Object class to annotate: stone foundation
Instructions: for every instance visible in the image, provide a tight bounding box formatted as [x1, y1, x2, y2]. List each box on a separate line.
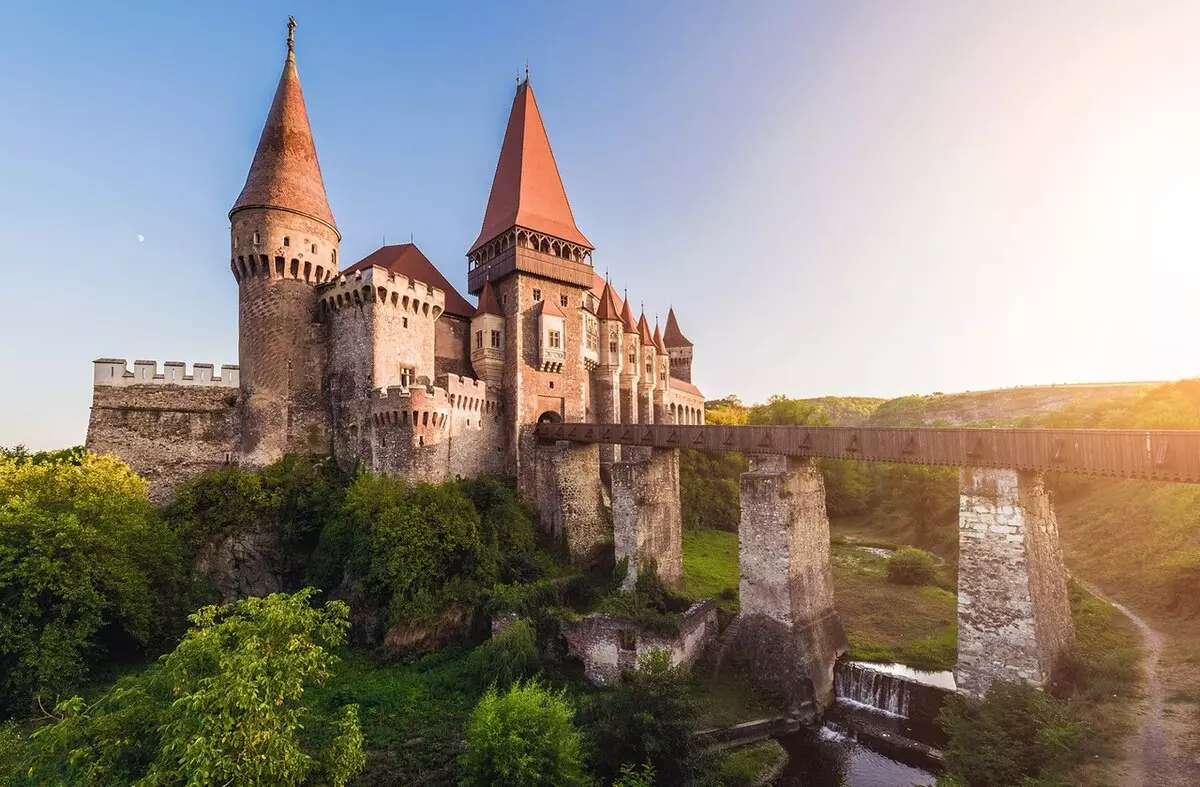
[534, 440, 609, 563]
[956, 468, 1075, 696]
[612, 447, 683, 588]
[734, 455, 847, 715]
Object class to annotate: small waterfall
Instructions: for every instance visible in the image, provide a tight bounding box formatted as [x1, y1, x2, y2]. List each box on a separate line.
[835, 662, 911, 718]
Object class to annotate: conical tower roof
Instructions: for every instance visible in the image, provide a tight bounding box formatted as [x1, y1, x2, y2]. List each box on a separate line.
[469, 78, 591, 255]
[652, 320, 667, 353]
[596, 280, 621, 321]
[475, 279, 502, 317]
[230, 18, 337, 235]
[620, 292, 638, 334]
[663, 307, 693, 347]
[637, 311, 654, 346]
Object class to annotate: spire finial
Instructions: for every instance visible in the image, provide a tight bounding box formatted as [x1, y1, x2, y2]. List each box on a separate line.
[525, 60, 530, 81]
[287, 16, 296, 56]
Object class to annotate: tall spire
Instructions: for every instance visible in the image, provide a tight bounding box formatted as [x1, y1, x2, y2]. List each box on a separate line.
[652, 319, 667, 353]
[637, 311, 654, 345]
[596, 280, 621, 321]
[663, 307, 693, 347]
[469, 79, 591, 255]
[620, 291, 638, 334]
[230, 17, 337, 235]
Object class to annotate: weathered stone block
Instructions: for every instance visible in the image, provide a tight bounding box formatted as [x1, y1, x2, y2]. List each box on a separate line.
[612, 448, 684, 588]
[534, 440, 609, 563]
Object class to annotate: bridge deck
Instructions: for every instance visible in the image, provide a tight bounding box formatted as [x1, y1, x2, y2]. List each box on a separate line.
[534, 422, 1200, 483]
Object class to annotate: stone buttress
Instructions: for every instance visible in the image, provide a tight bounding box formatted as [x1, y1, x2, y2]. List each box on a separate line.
[611, 447, 684, 588]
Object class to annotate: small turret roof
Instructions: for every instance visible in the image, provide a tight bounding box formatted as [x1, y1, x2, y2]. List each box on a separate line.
[637, 311, 654, 345]
[475, 280, 502, 317]
[230, 18, 337, 234]
[469, 78, 591, 255]
[620, 293, 638, 334]
[663, 307, 692, 347]
[596, 279, 621, 321]
[652, 320, 667, 353]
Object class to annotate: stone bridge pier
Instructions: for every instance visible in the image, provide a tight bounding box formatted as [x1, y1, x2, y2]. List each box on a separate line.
[734, 455, 847, 717]
[612, 447, 684, 589]
[956, 468, 1075, 696]
[534, 440, 609, 564]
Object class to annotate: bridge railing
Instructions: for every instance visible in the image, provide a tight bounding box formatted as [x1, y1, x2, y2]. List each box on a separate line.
[533, 422, 1200, 483]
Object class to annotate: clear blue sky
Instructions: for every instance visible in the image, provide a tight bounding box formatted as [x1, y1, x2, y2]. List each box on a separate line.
[3, 1, 1200, 449]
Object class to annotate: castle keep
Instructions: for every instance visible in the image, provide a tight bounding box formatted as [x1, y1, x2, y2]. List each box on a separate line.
[86, 22, 705, 501]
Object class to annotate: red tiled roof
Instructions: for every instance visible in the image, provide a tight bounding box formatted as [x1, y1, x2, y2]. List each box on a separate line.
[620, 294, 638, 334]
[637, 312, 654, 345]
[475, 280, 502, 317]
[670, 378, 703, 397]
[469, 80, 592, 254]
[652, 321, 667, 353]
[540, 297, 567, 318]
[596, 280, 621, 321]
[230, 34, 337, 233]
[663, 307, 693, 348]
[343, 244, 475, 318]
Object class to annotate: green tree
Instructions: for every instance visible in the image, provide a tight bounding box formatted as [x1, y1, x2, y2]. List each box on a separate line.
[0, 452, 182, 720]
[470, 618, 541, 690]
[583, 650, 699, 785]
[460, 679, 588, 787]
[8, 589, 364, 786]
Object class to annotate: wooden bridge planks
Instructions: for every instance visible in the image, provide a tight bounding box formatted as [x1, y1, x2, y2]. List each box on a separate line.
[533, 423, 1200, 483]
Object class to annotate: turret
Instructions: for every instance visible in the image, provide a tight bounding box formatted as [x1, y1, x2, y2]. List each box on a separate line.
[663, 307, 694, 384]
[229, 17, 337, 465]
[596, 280, 623, 371]
[636, 310, 656, 423]
[471, 280, 505, 385]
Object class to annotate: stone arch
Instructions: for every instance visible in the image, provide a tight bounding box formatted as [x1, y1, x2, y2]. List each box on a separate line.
[537, 411, 563, 424]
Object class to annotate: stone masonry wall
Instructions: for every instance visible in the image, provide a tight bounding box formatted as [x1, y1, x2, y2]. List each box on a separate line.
[734, 455, 847, 716]
[87, 379, 240, 503]
[534, 440, 608, 562]
[612, 448, 683, 588]
[956, 468, 1075, 696]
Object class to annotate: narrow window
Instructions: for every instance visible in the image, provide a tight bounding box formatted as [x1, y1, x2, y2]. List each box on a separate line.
[490, 330, 501, 348]
[549, 381, 555, 389]
[559, 294, 568, 308]
[646, 362, 652, 374]
[331, 249, 336, 264]
[311, 243, 317, 253]
[475, 330, 483, 349]
[233, 236, 239, 249]
[532, 289, 541, 302]
[253, 231, 260, 245]
[610, 341, 618, 353]
[283, 236, 290, 247]
[629, 351, 636, 364]
[403, 317, 408, 328]
[549, 330, 561, 349]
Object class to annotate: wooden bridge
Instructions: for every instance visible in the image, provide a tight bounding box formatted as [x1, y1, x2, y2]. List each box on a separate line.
[534, 422, 1200, 483]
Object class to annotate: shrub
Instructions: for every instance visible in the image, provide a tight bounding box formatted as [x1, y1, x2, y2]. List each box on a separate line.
[583, 650, 699, 785]
[613, 762, 656, 786]
[0, 451, 184, 720]
[887, 547, 937, 586]
[938, 680, 1084, 787]
[460, 679, 588, 787]
[8, 589, 364, 786]
[470, 618, 541, 690]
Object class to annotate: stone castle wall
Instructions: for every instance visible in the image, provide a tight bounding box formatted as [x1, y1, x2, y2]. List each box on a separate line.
[86, 360, 240, 502]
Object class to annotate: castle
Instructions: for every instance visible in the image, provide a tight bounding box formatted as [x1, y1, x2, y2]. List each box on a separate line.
[86, 21, 705, 501]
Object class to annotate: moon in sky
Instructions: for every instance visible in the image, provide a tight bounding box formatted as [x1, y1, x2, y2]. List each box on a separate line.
[137, 234, 144, 243]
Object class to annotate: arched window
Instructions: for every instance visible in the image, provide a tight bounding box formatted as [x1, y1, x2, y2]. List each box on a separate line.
[331, 249, 336, 264]
[311, 243, 317, 254]
[252, 231, 260, 245]
[283, 236, 290, 247]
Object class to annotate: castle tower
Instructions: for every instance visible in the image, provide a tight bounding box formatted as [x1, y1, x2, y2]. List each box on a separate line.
[594, 280, 624, 475]
[470, 280, 506, 385]
[467, 75, 595, 494]
[652, 318, 671, 423]
[618, 294, 641, 426]
[636, 311, 656, 423]
[229, 18, 339, 466]
[663, 307, 694, 384]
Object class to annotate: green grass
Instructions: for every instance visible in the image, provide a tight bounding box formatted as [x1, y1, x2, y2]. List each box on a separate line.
[716, 739, 787, 786]
[681, 528, 959, 672]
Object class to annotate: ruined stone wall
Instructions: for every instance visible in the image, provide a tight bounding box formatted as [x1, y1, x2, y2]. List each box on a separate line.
[86, 366, 240, 503]
[956, 468, 1075, 696]
[612, 448, 683, 588]
[561, 599, 718, 685]
[534, 440, 607, 561]
[735, 455, 846, 716]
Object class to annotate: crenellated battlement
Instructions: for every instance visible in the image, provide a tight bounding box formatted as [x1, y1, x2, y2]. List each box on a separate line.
[318, 265, 447, 321]
[93, 358, 240, 388]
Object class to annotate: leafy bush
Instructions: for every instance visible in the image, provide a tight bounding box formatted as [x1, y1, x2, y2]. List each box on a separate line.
[583, 650, 699, 785]
[470, 618, 541, 690]
[595, 562, 691, 636]
[0, 451, 184, 720]
[8, 589, 364, 786]
[613, 762, 656, 786]
[887, 547, 937, 586]
[461, 679, 588, 787]
[938, 681, 1084, 787]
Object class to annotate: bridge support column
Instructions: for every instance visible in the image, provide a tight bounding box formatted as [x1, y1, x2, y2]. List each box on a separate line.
[734, 455, 847, 718]
[612, 447, 684, 589]
[594, 371, 620, 484]
[534, 440, 609, 565]
[956, 468, 1074, 696]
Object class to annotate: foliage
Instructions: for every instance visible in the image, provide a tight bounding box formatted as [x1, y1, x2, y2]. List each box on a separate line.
[0, 451, 183, 720]
[1156, 548, 1200, 617]
[887, 547, 938, 586]
[715, 739, 787, 786]
[582, 650, 699, 785]
[938, 681, 1084, 787]
[680, 449, 746, 531]
[8, 589, 364, 786]
[1051, 582, 1140, 702]
[612, 762, 656, 786]
[165, 454, 347, 558]
[595, 563, 691, 636]
[458, 477, 540, 584]
[460, 679, 588, 787]
[470, 618, 541, 691]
